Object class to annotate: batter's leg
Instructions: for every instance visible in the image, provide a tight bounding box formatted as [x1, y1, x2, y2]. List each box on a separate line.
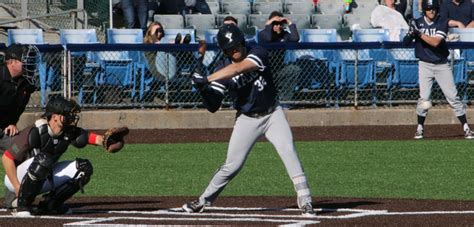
[434, 63, 466, 117]
[199, 114, 263, 204]
[416, 61, 435, 117]
[264, 107, 312, 208]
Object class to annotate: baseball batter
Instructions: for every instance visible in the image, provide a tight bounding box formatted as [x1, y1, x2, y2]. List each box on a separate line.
[403, 0, 474, 139]
[182, 24, 315, 216]
[2, 97, 128, 216]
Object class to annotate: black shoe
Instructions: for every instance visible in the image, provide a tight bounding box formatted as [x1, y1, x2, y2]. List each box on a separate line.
[34, 202, 72, 215]
[183, 34, 192, 44]
[35, 199, 72, 215]
[175, 33, 182, 44]
[301, 202, 316, 217]
[182, 200, 205, 213]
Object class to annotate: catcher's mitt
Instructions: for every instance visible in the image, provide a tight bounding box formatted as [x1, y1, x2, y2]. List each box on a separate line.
[103, 127, 129, 153]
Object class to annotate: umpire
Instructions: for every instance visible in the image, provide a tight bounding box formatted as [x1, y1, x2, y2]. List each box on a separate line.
[403, 0, 474, 139]
[0, 44, 39, 148]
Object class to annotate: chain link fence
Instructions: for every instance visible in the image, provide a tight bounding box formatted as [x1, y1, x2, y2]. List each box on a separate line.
[3, 42, 473, 111]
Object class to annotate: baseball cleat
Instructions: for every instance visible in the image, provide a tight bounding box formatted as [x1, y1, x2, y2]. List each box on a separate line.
[301, 203, 316, 217]
[11, 209, 32, 217]
[414, 129, 424, 139]
[465, 130, 474, 139]
[182, 200, 205, 213]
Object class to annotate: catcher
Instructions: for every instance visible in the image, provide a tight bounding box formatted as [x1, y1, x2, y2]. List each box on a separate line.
[1, 96, 129, 216]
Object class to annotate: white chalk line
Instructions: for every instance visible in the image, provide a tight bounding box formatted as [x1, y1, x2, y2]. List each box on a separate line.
[64, 216, 320, 226]
[2, 207, 474, 225]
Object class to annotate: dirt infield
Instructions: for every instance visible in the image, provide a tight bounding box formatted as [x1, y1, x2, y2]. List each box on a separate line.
[1, 196, 474, 226]
[1, 125, 473, 226]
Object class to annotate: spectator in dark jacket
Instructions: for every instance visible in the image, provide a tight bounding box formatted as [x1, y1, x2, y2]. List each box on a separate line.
[440, 0, 474, 28]
[258, 11, 300, 44]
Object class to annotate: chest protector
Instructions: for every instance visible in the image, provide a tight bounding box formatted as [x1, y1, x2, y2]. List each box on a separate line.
[28, 119, 71, 158]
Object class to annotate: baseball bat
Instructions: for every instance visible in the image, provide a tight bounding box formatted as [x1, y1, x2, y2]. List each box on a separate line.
[197, 40, 206, 68]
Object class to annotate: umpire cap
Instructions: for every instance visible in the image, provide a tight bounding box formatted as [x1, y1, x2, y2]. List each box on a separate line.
[43, 96, 81, 117]
[217, 24, 245, 52]
[4, 44, 24, 61]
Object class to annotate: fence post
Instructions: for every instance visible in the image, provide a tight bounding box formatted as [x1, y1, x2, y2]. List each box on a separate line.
[65, 49, 71, 99]
[354, 49, 359, 108]
[21, 0, 28, 28]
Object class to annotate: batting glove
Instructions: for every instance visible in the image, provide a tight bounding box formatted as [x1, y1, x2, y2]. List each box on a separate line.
[408, 20, 422, 37]
[191, 71, 209, 90]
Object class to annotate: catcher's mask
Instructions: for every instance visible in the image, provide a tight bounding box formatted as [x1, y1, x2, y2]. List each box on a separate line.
[43, 96, 81, 126]
[3, 44, 40, 87]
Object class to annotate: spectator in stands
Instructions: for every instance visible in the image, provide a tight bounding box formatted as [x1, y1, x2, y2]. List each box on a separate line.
[120, 0, 148, 31]
[258, 11, 300, 107]
[440, 0, 474, 28]
[381, 0, 413, 20]
[413, 0, 423, 19]
[157, 0, 211, 15]
[344, 0, 353, 13]
[223, 15, 238, 26]
[258, 11, 299, 44]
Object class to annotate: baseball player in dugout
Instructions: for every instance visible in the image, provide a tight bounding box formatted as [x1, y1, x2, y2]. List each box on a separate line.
[182, 24, 316, 216]
[403, 0, 474, 139]
[0, 44, 40, 149]
[1, 96, 129, 217]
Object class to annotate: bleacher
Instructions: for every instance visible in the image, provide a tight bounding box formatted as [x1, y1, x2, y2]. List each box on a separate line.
[151, 0, 378, 41]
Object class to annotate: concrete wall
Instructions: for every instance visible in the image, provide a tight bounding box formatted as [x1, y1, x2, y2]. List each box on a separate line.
[16, 106, 473, 130]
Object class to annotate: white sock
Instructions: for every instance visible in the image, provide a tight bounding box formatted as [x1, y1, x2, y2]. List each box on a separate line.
[417, 124, 423, 131]
[464, 123, 470, 132]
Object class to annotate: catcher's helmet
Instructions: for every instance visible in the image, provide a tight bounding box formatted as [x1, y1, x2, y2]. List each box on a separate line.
[43, 96, 81, 124]
[217, 24, 245, 52]
[422, 0, 439, 11]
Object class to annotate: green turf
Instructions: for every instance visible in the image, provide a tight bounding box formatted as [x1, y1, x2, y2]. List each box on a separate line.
[1, 140, 473, 200]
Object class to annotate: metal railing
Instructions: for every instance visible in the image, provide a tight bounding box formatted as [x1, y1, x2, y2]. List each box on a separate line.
[0, 3, 88, 29]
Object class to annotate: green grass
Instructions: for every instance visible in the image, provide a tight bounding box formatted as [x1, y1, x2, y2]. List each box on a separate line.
[2, 140, 474, 200]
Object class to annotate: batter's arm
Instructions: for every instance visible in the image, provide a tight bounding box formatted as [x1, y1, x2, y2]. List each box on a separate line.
[419, 34, 443, 48]
[207, 59, 259, 82]
[2, 153, 20, 195]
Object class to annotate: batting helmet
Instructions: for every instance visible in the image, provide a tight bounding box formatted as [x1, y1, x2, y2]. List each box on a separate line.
[43, 96, 81, 125]
[217, 24, 245, 52]
[422, 0, 439, 12]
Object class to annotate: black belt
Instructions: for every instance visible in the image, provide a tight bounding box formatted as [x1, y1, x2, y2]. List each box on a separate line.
[242, 106, 276, 118]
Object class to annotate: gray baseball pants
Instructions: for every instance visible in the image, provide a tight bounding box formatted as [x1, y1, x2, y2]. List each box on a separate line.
[416, 61, 465, 117]
[198, 106, 312, 208]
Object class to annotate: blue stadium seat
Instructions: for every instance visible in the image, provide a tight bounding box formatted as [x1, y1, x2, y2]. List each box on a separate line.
[8, 29, 49, 107]
[60, 29, 100, 105]
[288, 29, 337, 101]
[352, 29, 391, 86]
[105, 29, 145, 101]
[335, 48, 376, 107]
[450, 28, 474, 89]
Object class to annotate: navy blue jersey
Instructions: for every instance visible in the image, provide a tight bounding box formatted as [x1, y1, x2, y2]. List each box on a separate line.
[413, 15, 449, 64]
[210, 46, 278, 113]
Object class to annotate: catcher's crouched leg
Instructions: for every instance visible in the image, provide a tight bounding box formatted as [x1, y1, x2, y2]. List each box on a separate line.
[37, 158, 93, 215]
[17, 160, 50, 211]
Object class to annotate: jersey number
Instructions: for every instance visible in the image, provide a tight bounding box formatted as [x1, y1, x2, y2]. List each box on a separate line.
[254, 76, 267, 91]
